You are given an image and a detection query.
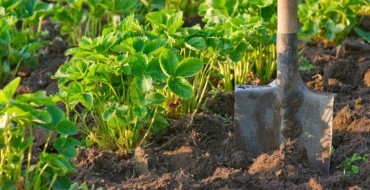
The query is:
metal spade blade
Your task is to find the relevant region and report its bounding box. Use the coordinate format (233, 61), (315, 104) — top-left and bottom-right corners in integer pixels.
(234, 0), (335, 173)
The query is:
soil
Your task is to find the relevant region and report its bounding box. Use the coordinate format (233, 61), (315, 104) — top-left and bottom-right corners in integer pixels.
(15, 18), (370, 189)
(16, 19), (70, 95)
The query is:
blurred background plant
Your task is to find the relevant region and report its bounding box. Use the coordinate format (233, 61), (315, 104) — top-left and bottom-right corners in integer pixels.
(51, 0), (202, 44)
(298, 0), (370, 46)
(0, 0), (51, 86)
(139, 0), (201, 18)
(199, 0), (277, 89)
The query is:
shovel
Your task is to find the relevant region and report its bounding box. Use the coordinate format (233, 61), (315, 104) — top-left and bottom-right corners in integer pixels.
(234, 0), (335, 173)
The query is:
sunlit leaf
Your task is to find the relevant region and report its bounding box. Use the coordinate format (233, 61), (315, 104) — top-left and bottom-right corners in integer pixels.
(186, 37), (207, 51)
(56, 120), (78, 135)
(54, 137), (80, 158)
(167, 77), (193, 99)
(133, 106), (148, 119)
(0, 77), (20, 103)
(160, 49), (178, 76)
(175, 58), (203, 77)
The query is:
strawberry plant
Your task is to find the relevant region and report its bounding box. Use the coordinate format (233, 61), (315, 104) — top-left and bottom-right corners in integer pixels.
(145, 10), (203, 117)
(1, 0), (54, 38)
(199, 0), (277, 87)
(0, 78), (80, 189)
(53, 15), (203, 152)
(53, 0), (87, 44)
(138, 0), (202, 19)
(84, 0), (107, 37)
(164, 0), (201, 18)
(0, 16), (16, 85)
(336, 153), (368, 177)
(53, 0), (140, 43)
(298, 0), (370, 46)
(0, 1), (47, 85)
(146, 9), (225, 117)
(101, 0), (139, 27)
(178, 29), (236, 114)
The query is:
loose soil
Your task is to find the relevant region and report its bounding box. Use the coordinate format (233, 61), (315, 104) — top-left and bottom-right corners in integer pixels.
(15, 19), (370, 189)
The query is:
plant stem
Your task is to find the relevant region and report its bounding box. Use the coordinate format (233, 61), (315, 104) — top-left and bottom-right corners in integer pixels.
(138, 107), (158, 147)
(11, 60), (22, 80)
(25, 126), (34, 188)
(34, 163), (49, 188)
(37, 17), (44, 36)
(47, 174), (58, 190)
(193, 57), (214, 113)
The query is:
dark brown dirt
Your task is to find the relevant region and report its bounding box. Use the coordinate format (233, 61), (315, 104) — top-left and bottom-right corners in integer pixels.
(359, 15), (370, 32)
(16, 39), (68, 95)
(16, 19), (69, 95)
(183, 15), (205, 27)
(15, 19), (370, 189)
(205, 92), (234, 117)
(281, 91), (304, 140)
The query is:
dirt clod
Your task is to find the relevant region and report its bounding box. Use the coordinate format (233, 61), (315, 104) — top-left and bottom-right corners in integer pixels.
(363, 69), (370, 87)
(249, 140), (310, 180)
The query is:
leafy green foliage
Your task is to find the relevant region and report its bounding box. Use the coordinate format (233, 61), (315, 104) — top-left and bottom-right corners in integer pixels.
(54, 14), (203, 152)
(137, 0), (201, 18)
(199, 0), (277, 87)
(355, 27), (370, 43)
(0, 1), (49, 86)
(160, 50), (203, 98)
(1, 0), (54, 37)
(298, 0), (370, 46)
(52, 0), (140, 44)
(146, 9), (184, 36)
(336, 153), (368, 177)
(298, 54), (316, 72)
(0, 78), (80, 189)
(164, 0), (201, 17)
(53, 0), (87, 44)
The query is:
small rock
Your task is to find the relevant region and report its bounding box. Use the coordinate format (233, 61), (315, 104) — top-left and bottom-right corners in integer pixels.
(355, 98), (362, 110)
(363, 69), (370, 87)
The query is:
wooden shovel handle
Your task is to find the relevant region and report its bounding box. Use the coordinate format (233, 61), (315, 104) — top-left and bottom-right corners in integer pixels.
(276, 0), (301, 87)
(278, 0), (297, 34)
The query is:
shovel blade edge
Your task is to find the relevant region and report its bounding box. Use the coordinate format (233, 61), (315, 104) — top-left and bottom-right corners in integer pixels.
(298, 87), (335, 173)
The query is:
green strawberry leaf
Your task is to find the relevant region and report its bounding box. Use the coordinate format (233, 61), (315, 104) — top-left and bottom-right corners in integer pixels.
(160, 49), (178, 76)
(175, 57), (203, 77)
(145, 92), (165, 105)
(54, 137), (80, 158)
(147, 58), (166, 80)
(355, 28), (370, 43)
(130, 53), (147, 76)
(80, 93), (93, 109)
(133, 106), (148, 119)
(167, 77), (193, 99)
(46, 105), (64, 126)
(0, 77), (20, 103)
(56, 120), (79, 135)
(134, 75), (153, 92)
(186, 37), (207, 51)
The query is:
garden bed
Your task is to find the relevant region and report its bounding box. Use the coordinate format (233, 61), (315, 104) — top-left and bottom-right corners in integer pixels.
(2, 1), (370, 189)
(15, 23), (370, 189)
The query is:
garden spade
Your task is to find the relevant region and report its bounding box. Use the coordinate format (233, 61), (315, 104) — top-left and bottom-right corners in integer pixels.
(234, 0), (335, 173)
